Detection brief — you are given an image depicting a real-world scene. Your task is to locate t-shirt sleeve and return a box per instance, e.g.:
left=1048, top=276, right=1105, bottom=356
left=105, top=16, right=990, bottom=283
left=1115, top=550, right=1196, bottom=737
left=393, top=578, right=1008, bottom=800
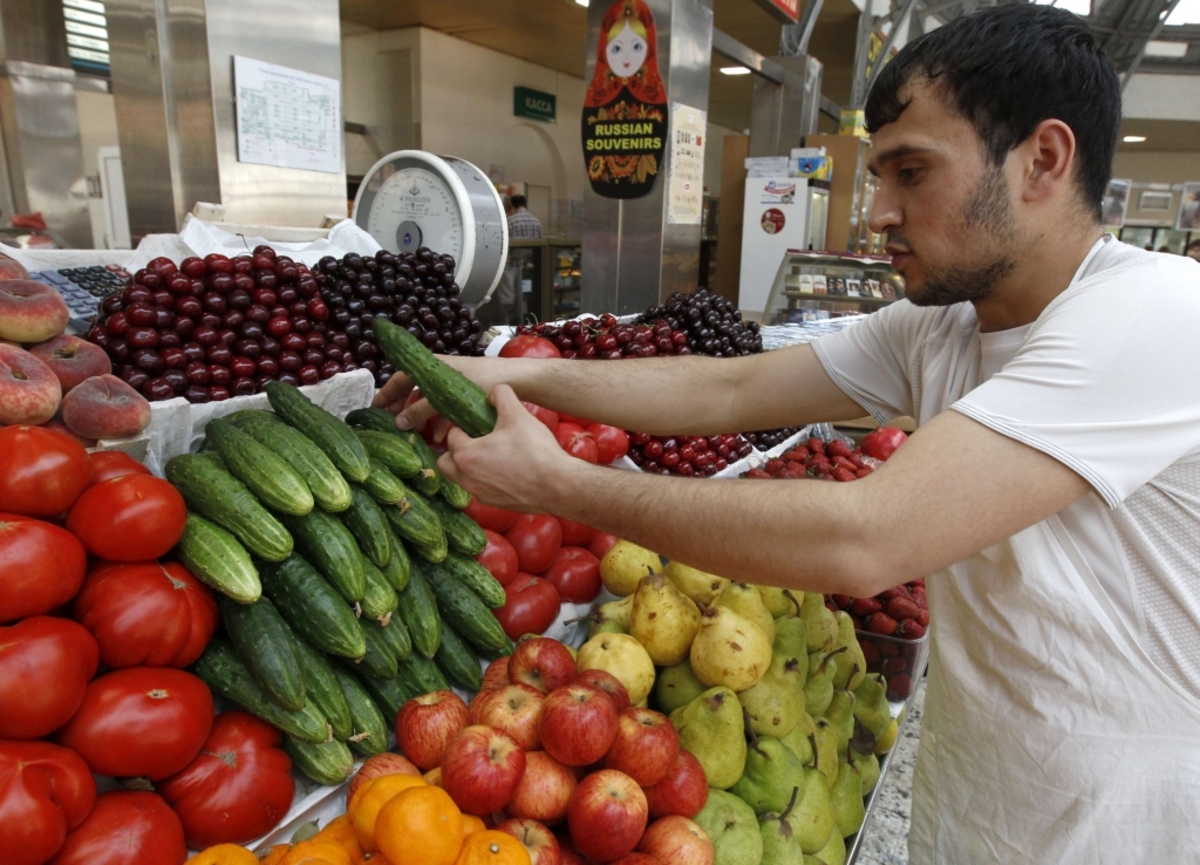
left=811, top=300, right=932, bottom=423
left=951, top=256, right=1200, bottom=507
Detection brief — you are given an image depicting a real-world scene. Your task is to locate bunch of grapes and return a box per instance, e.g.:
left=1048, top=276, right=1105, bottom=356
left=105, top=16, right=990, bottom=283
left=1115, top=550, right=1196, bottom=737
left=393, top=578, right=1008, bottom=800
left=516, top=312, right=690, bottom=359
left=742, top=426, right=807, bottom=451
left=637, top=287, right=762, bottom=357
left=628, top=432, right=753, bottom=477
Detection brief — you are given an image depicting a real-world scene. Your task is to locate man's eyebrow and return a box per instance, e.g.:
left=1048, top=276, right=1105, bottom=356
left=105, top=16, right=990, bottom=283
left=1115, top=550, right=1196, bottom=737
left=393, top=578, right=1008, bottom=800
left=868, top=145, right=936, bottom=177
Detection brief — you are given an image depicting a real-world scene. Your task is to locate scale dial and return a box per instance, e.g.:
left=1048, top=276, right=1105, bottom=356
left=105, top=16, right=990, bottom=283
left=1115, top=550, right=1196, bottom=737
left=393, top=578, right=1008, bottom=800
left=352, top=151, right=507, bottom=306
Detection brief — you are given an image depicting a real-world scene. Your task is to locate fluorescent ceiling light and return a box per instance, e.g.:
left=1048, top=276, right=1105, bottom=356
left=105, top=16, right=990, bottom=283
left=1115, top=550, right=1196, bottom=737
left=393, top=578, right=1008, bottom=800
left=1123, top=135, right=1147, bottom=143
left=720, top=66, right=751, bottom=75
left=1145, top=39, right=1189, bottom=57
left=1032, top=0, right=1090, bottom=14
left=1166, top=0, right=1200, bottom=24
left=575, top=0, right=588, bottom=6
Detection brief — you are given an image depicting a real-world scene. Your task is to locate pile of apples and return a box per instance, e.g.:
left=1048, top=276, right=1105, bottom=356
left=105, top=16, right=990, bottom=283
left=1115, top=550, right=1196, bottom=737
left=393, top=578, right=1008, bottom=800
left=391, top=636, right=715, bottom=865
left=0, top=253, right=150, bottom=444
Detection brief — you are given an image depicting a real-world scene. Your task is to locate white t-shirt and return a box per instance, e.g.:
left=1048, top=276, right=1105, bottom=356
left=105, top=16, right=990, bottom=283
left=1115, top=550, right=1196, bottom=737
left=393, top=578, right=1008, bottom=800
left=813, top=236, right=1200, bottom=862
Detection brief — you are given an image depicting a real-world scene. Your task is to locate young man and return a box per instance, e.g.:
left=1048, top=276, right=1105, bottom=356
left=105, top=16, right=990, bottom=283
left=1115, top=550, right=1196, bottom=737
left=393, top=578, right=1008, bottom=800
left=507, top=194, right=543, bottom=239
left=377, top=6, right=1200, bottom=861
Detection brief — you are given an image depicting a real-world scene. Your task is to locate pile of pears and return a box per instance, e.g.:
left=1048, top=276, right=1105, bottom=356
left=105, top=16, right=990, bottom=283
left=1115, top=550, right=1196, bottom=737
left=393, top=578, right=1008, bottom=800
left=594, top=541, right=900, bottom=865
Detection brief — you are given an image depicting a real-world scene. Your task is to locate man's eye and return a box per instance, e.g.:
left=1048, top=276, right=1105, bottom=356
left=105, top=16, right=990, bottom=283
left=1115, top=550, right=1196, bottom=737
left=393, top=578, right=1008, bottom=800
left=898, top=168, right=921, bottom=183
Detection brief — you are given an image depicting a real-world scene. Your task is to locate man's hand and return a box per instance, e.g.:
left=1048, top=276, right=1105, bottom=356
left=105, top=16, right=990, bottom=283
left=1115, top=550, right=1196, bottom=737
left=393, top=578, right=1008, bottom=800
left=437, top=384, right=577, bottom=512
left=371, top=355, right=500, bottom=436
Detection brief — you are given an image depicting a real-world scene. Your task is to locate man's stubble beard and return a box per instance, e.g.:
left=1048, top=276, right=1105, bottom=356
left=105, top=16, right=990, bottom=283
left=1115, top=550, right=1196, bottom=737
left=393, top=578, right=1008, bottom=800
left=905, top=163, right=1020, bottom=308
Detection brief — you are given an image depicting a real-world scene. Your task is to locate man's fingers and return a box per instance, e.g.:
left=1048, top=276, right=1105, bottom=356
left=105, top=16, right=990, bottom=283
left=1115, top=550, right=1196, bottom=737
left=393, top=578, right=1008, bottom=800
left=489, top=384, right=527, bottom=424
left=371, top=371, right=414, bottom=409
left=444, top=426, right=471, bottom=452
left=437, top=450, right=464, bottom=485
left=396, top=397, right=439, bottom=431
left=430, top=415, right=454, bottom=444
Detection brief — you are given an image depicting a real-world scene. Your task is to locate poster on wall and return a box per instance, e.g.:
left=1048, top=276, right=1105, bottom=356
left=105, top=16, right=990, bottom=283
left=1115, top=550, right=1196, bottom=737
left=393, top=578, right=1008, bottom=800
left=1101, top=178, right=1131, bottom=229
left=581, top=0, right=667, bottom=199
left=1176, top=182, right=1200, bottom=231
left=667, top=103, right=706, bottom=224
left=234, top=55, right=341, bottom=174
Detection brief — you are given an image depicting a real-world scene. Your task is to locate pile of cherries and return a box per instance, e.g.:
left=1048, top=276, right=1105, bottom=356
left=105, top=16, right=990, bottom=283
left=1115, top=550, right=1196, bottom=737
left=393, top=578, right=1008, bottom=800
left=742, top=426, right=807, bottom=451
left=86, top=247, right=345, bottom=403
left=312, top=247, right=485, bottom=387
left=628, top=432, right=753, bottom=477
left=515, top=313, right=690, bottom=359
left=637, top=287, right=762, bottom=358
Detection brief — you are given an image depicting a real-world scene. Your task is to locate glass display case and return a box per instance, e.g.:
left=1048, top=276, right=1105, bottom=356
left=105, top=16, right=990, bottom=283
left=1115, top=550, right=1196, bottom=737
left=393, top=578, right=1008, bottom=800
left=762, top=250, right=904, bottom=325
left=477, top=239, right=583, bottom=328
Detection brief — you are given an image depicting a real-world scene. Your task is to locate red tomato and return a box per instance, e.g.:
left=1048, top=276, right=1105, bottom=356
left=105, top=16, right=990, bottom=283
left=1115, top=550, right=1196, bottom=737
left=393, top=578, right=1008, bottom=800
left=0, top=616, right=99, bottom=739
left=0, top=740, right=96, bottom=865
left=72, top=561, right=218, bottom=669
left=504, top=513, right=563, bottom=574
left=57, top=667, right=213, bottom=781
left=499, top=335, right=562, bottom=358
left=49, top=790, right=185, bottom=865
left=0, top=513, right=87, bottom=623
left=158, top=711, right=295, bottom=848
left=493, top=575, right=562, bottom=640
left=522, top=401, right=559, bottom=432
left=541, top=546, right=602, bottom=604
left=465, top=496, right=519, bottom=533
left=0, top=425, right=92, bottom=517
left=87, top=451, right=151, bottom=485
left=860, top=427, right=908, bottom=461
left=556, top=517, right=597, bottom=547
left=66, top=475, right=187, bottom=561
left=558, top=413, right=593, bottom=427
left=588, top=423, right=630, bottom=465
left=476, top=529, right=520, bottom=586
left=554, top=422, right=598, bottom=463
left=588, top=532, right=619, bottom=560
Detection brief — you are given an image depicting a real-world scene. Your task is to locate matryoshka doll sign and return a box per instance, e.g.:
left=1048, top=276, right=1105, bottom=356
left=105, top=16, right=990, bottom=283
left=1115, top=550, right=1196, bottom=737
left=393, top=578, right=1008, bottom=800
left=582, top=0, right=668, bottom=199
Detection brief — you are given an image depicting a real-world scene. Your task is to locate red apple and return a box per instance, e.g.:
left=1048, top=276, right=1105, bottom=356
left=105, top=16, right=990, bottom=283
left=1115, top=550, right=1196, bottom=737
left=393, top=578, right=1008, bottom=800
left=29, top=335, right=111, bottom=393
left=570, top=669, right=631, bottom=714
left=0, top=280, right=68, bottom=343
left=509, top=638, right=577, bottom=694
left=440, top=725, right=526, bottom=816
left=348, top=753, right=421, bottom=801
left=396, top=689, right=469, bottom=770
left=604, top=708, right=679, bottom=787
left=481, top=656, right=511, bottom=692
left=637, top=816, right=714, bottom=865
left=477, top=684, right=545, bottom=751
left=560, top=848, right=587, bottom=865
left=60, top=374, right=151, bottom=440
left=566, top=769, right=648, bottom=862
left=610, top=855, right=660, bottom=865
left=508, top=751, right=576, bottom=825
left=642, top=749, right=709, bottom=819
left=495, top=818, right=563, bottom=865
left=467, top=689, right=490, bottom=726
left=0, top=344, right=61, bottom=425
left=539, top=683, right=618, bottom=767
left=0, top=252, right=30, bottom=280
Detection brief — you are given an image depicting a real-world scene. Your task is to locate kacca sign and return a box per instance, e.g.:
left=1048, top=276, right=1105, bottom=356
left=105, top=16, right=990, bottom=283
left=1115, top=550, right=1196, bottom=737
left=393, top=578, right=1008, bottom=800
left=514, top=87, right=556, bottom=122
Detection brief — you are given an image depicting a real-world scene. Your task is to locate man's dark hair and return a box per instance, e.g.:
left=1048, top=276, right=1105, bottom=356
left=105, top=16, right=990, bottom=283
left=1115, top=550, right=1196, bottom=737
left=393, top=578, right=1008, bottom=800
left=511, top=195, right=528, bottom=209
left=1188, top=238, right=1200, bottom=250
left=866, top=4, right=1120, bottom=221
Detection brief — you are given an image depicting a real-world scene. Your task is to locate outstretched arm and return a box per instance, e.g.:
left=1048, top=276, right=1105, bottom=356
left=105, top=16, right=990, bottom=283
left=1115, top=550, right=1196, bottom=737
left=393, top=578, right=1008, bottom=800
left=438, top=385, right=1091, bottom=597
left=373, top=343, right=865, bottom=437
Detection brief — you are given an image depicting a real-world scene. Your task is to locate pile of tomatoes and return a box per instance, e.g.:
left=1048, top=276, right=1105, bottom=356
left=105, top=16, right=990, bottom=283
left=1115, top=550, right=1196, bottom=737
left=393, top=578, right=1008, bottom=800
left=0, top=426, right=292, bottom=864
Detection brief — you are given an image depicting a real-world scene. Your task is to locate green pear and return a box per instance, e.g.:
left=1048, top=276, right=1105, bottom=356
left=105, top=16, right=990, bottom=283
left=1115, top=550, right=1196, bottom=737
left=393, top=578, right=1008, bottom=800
left=813, top=718, right=839, bottom=786
left=690, top=605, right=772, bottom=691
left=812, top=825, right=847, bottom=865
left=671, top=687, right=747, bottom=790
left=822, top=689, right=856, bottom=760
left=757, top=585, right=801, bottom=619
left=631, top=571, right=701, bottom=665
left=828, top=757, right=865, bottom=839
left=789, top=760, right=837, bottom=854
left=851, top=673, right=891, bottom=740
left=830, top=612, right=866, bottom=691
left=759, top=786, right=806, bottom=865
left=694, top=788, right=764, bottom=865
left=804, top=647, right=845, bottom=717
left=588, top=594, right=633, bottom=638
left=800, top=591, right=838, bottom=653
left=739, top=653, right=806, bottom=738
left=715, top=582, right=776, bottom=644
left=850, top=747, right=880, bottom=795
left=773, top=616, right=809, bottom=679
left=665, top=559, right=729, bottom=606
left=600, top=539, right=661, bottom=597
left=589, top=619, right=626, bottom=639
left=655, top=660, right=708, bottom=715
left=731, top=734, right=809, bottom=815
left=780, top=712, right=817, bottom=766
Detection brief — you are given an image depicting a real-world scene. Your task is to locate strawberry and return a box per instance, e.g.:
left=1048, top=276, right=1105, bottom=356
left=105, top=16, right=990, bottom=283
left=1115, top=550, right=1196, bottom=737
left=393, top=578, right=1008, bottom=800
left=886, top=596, right=922, bottom=621
left=807, top=466, right=829, bottom=480
left=765, top=459, right=785, bottom=474
left=855, top=468, right=873, bottom=479
left=779, top=469, right=805, bottom=479
left=878, top=585, right=910, bottom=602
left=851, top=597, right=883, bottom=616
left=827, top=439, right=853, bottom=459
left=911, top=591, right=928, bottom=610
left=831, top=593, right=854, bottom=610
left=882, top=657, right=908, bottom=674
left=860, top=641, right=881, bottom=664
left=917, top=608, right=931, bottom=627
left=832, top=468, right=856, bottom=482
left=744, top=468, right=771, bottom=479
left=897, top=619, right=926, bottom=639
left=832, top=455, right=857, bottom=471
left=784, top=460, right=805, bottom=473
left=886, top=673, right=913, bottom=699
left=806, top=437, right=826, bottom=456
left=848, top=454, right=866, bottom=470
left=866, top=612, right=898, bottom=636
left=910, top=577, right=926, bottom=589
left=825, top=600, right=839, bottom=614
left=782, top=448, right=809, bottom=463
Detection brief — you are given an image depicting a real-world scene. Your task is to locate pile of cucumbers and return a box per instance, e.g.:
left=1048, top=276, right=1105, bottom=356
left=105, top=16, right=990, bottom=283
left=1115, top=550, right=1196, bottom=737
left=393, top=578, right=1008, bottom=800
left=168, top=382, right=510, bottom=788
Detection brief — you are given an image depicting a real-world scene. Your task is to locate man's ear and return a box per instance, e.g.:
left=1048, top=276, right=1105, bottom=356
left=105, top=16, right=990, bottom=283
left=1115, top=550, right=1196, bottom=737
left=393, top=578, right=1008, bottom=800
left=1018, top=119, right=1077, bottom=206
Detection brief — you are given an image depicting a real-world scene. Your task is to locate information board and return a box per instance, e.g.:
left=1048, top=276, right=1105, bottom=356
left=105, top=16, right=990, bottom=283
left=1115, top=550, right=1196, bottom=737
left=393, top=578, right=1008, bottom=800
left=234, top=56, right=342, bottom=174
